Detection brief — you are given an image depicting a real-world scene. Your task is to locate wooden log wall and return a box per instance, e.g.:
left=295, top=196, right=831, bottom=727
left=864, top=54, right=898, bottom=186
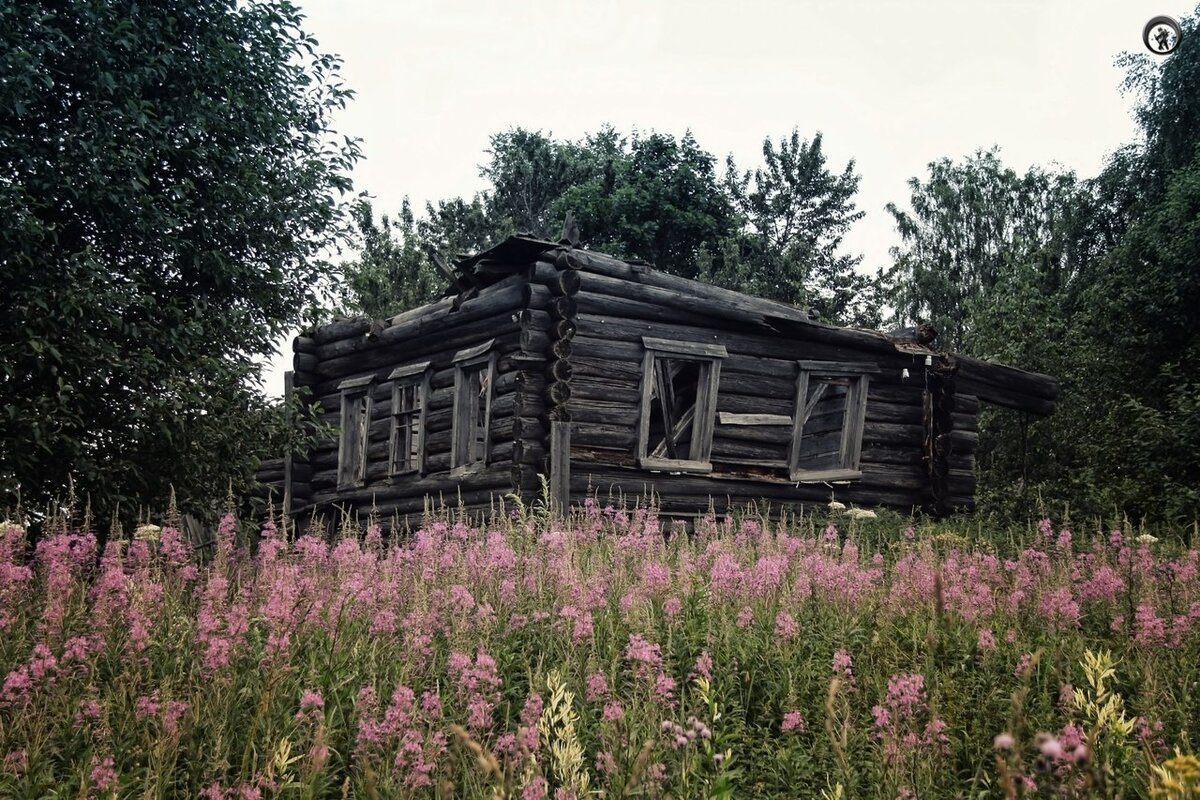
left=536, top=250, right=581, bottom=513
left=565, top=269, right=984, bottom=516
left=280, top=237, right=1018, bottom=523
left=290, top=270, right=552, bottom=524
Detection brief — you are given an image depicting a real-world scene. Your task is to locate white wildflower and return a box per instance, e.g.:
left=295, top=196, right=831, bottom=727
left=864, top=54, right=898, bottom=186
left=1135, top=533, right=1158, bottom=545
left=134, top=523, right=162, bottom=542
left=827, top=501, right=846, bottom=513
left=845, top=508, right=877, bottom=521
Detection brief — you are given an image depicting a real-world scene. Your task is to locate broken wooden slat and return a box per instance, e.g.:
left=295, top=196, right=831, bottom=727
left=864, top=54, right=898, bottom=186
left=716, top=412, right=792, bottom=426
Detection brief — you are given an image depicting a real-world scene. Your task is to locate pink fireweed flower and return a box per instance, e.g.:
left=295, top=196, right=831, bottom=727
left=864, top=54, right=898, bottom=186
left=420, top=691, right=443, bottom=719
left=296, top=690, right=325, bottom=723
left=781, top=711, right=807, bottom=733
left=871, top=673, right=948, bottom=767
left=654, top=672, right=676, bottom=702
left=595, top=750, right=618, bottom=776
left=585, top=672, right=609, bottom=702
left=774, top=610, right=799, bottom=640
left=994, top=733, right=1015, bottom=750
left=1039, top=587, right=1082, bottom=631
left=1015, top=653, right=1034, bottom=679
left=832, top=648, right=856, bottom=687
left=977, top=628, right=997, bottom=651
left=663, top=596, right=683, bottom=619
left=625, top=634, right=663, bottom=680
left=602, top=701, right=625, bottom=722
left=572, top=612, right=594, bottom=643
left=89, top=755, right=117, bottom=795
left=1038, top=735, right=1064, bottom=760
left=692, top=650, right=713, bottom=682
left=1134, top=603, right=1169, bottom=647
left=163, top=701, right=189, bottom=736
left=1058, top=724, right=1084, bottom=751
left=522, top=777, right=548, bottom=800
left=77, top=698, right=102, bottom=724
left=135, top=691, right=160, bottom=721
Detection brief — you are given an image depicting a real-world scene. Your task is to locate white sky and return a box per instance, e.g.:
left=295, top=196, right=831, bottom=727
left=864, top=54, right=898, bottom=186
left=263, top=0, right=1183, bottom=394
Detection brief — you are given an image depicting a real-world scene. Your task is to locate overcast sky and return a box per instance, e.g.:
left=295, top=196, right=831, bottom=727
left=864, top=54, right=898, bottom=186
left=264, top=0, right=1185, bottom=393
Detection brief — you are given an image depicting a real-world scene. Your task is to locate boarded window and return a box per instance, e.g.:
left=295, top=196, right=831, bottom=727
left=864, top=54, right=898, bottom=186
left=637, top=337, right=726, bottom=472
left=788, top=361, right=878, bottom=482
left=388, top=362, right=430, bottom=476
left=451, top=340, right=495, bottom=474
left=337, top=376, right=374, bottom=489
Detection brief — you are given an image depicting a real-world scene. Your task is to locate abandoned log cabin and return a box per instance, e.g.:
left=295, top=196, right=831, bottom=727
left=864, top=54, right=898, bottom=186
left=257, top=235, right=1057, bottom=523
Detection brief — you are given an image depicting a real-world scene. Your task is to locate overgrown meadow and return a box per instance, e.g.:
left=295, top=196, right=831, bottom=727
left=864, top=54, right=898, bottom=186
left=2, top=501, right=1199, bottom=799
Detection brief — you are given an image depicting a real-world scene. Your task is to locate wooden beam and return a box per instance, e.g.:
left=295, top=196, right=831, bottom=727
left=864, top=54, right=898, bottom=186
left=716, top=413, right=792, bottom=426
left=549, top=420, right=571, bottom=516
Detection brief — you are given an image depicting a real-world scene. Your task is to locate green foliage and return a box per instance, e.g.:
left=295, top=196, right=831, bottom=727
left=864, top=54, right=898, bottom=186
left=341, top=125, right=880, bottom=321
left=883, top=149, right=1079, bottom=352
left=3, top=509, right=1197, bottom=798
left=339, top=199, right=441, bottom=320
left=551, top=128, right=735, bottom=280
left=720, top=130, right=876, bottom=325
left=481, top=128, right=589, bottom=239
left=882, top=4, right=1200, bottom=523
left=0, top=0, right=359, bottom=520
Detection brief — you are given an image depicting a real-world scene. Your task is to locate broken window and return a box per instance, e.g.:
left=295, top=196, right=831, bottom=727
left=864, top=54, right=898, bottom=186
left=388, top=361, right=430, bottom=476
left=637, top=337, right=726, bottom=472
left=788, top=361, right=878, bottom=482
left=337, top=375, right=374, bottom=489
left=451, top=339, right=496, bottom=474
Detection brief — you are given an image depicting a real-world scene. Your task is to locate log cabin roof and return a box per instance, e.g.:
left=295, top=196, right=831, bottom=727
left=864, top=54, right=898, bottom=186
left=314, top=235, right=1058, bottom=417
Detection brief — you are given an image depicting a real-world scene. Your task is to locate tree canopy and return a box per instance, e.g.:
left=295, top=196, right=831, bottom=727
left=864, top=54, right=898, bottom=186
left=341, top=126, right=874, bottom=325
left=0, top=0, right=359, bottom=520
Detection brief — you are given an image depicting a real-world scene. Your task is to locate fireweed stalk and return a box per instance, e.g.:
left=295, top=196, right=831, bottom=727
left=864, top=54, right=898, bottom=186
left=0, top=508, right=1197, bottom=797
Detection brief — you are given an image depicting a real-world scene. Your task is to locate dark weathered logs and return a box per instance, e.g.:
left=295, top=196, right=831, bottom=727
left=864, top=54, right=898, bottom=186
left=550, top=296, right=577, bottom=320
left=548, top=360, right=574, bottom=383
left=570, top=377, right=640, bottom=405
left=576, top=284, right=729, bottom=328
left=316, top=277, right=529, bottom=360
left=317, top=316, right=525, bottom=380
left=533, top=263, right=581, bottom=296
left=309, top=467, right=515, bottom=508
left=553, top=318, right=577, bottom=341
left=293, top=352, right=319, bottom=373
left=547, top=382, right=572, bottom=406
left=955, top=356, right=1057, bottom=415
left=294, top=336, right=318, bottom=354
left=309, top=318, right=371, bottom=345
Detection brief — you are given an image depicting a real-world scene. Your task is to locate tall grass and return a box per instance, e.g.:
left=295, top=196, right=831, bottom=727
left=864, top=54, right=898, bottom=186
left=0, top=501, right=1197, bottom=798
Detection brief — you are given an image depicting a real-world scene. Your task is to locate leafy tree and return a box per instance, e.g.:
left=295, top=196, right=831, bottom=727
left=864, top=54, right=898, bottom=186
left=480, top=129, right=587, bottom=238
left=552, top=129, right=734, bottom=279
left=721, top=130, right=874, bottom=325
left=346, top=126, right=875, bottom=324
left=340, top=199, right=441, bottom=320
left=883, top=150, right=1078, bottom=352
left=419, top=195, right=506, bottom=262
left=0, top=0, right=359, bottom=520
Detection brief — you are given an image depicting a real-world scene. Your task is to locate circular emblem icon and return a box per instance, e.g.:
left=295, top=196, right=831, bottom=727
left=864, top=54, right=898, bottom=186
left=1143, top=15, right=1182, bottom=55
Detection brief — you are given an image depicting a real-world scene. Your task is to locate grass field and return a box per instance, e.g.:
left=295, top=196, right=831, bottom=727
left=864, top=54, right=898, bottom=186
left=1, top=501, right=1198, bottom=798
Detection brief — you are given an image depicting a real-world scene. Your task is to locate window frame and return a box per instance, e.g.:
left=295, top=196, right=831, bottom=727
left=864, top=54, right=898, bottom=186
left=450, top=339, right=496, bottom=476
left=336, top=375, right=375, bottom=490
left=387, top=361, right=430, bottom=478
left=788, top=360, right=879, bottom=483
left=636, top=336, right=727, bottom=473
